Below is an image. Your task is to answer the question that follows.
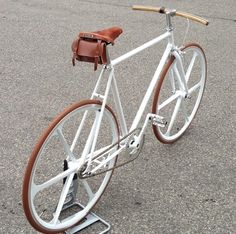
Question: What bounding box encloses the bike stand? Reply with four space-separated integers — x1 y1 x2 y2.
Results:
64 203 111 234
61 177 111 234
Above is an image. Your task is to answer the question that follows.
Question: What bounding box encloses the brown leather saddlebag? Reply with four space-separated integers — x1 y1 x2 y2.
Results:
71 35 108 71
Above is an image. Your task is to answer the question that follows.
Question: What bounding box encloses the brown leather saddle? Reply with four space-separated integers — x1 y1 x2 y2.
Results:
71 27 123 70
79 27 123 45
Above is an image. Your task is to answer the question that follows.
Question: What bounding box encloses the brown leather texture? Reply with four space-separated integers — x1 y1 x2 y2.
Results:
71 27 123 70
71 38 107 70
79 26 123 45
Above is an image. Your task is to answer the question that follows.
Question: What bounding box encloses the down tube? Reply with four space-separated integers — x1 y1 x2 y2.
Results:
130 43 172 132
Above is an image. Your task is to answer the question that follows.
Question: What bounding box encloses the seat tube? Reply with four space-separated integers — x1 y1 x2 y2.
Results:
110 72 128 136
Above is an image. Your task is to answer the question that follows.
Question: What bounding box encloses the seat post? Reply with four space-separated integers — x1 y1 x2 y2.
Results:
105 45 111 65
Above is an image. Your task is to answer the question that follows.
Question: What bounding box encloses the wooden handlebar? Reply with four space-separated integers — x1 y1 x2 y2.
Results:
132 5 162 13
132 5 209 26
175 11 209 25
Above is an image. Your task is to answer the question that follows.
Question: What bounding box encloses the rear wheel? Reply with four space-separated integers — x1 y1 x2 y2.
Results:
152 43 207 143
22 100 119 233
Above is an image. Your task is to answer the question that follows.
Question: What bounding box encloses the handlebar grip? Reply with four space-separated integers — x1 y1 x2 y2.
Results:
132 5 162 13
176 11 209 26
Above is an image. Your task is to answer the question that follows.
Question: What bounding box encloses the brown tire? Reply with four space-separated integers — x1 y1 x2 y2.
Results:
22 99 119 233
152 43 207 144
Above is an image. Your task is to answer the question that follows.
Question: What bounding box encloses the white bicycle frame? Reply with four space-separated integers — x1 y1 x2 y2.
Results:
74 14 190 174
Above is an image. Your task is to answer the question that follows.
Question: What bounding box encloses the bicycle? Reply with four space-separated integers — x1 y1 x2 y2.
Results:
22 5 209 233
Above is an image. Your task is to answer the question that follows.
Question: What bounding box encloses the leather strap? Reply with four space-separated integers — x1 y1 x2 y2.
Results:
71 37 107 70
93 40 98 71
94 40 102 70
72 38 80 66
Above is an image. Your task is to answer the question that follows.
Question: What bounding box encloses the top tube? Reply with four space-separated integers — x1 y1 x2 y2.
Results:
111 31 171 66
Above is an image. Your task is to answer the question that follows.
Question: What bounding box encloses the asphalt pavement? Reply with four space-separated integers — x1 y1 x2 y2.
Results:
0 0 235 233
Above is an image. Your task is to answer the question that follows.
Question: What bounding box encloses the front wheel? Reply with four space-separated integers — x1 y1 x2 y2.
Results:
22 100 119 233
152 43 207 144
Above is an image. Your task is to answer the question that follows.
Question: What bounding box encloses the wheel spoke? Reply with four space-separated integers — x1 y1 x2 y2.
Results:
51 173 75 225
31 183 38 201
188 82 201 95
180 99 189 122
32 164 78 199
186 52 198 83
81 111 100 159
166 98 182 135
57 128 76 161
81 180 95 201
158 91 181 111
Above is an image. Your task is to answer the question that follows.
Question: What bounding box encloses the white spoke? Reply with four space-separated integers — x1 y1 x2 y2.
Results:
81 180 95 201
51 173 75 225
186 52 198 83
57 129 75 161
31 183 38 201
180 100 189 122
158 91 181 111
166 98 182 135
32 165 78 198
81 111 100 159
189 82 201 95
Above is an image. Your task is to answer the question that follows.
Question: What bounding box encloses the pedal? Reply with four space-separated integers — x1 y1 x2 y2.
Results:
151 115 167 127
